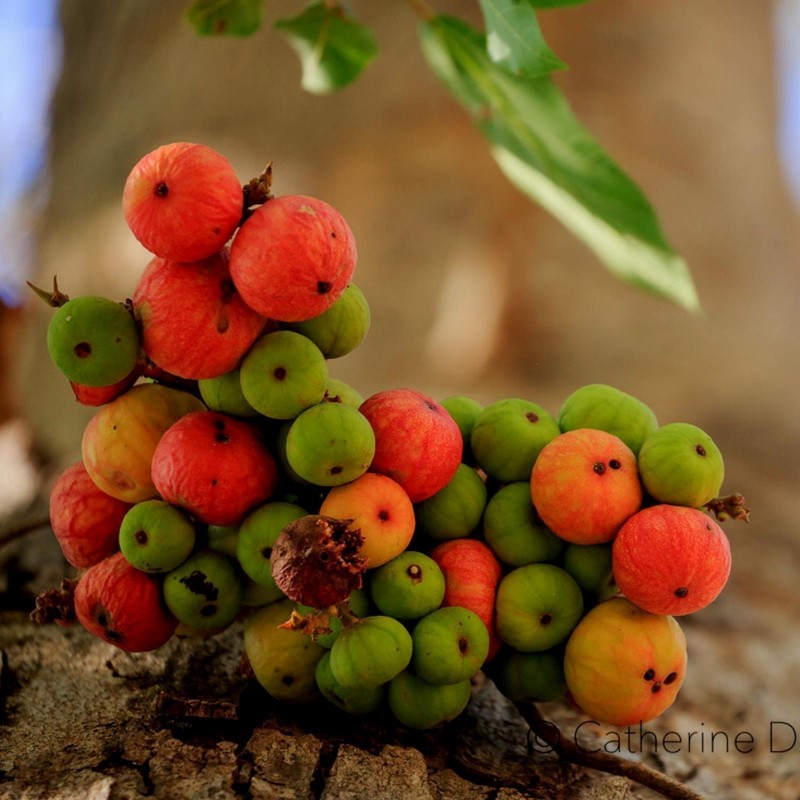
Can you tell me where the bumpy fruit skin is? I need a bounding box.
[558,384,659,457]
[470,399,561,483]
[329,615,413,690]
[82,384,205,503]
[430,539,503,660]
[495,564,584,652]
[163,550,243,631]
[414,464,487,541]
[411,606,490,685]
[369,551,445,620]
[319,473,415,568]
[286,402,375,486]
[564,597,687,726]
[152,411,278,526]
[133,248,267,380]
[359,389,462,503]
[230,194,357,322]
[50,462,132,568]
[482,482,563,567]
[74,552,177,651]
[122,142,243,263]
[47,296,140,388]
[530,429,642,545]
[388,671,471,730]
[284,283,370,358]
[245,600,325,702]
[637,422,724,508]
[612,505,731,615]
[118,499,196,573]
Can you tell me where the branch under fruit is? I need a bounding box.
[517,703,706,800]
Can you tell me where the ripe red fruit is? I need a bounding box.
[49,463,132,568]
[530,429,642,545]
[430,539,504,660]
[229,195,357,322]
[122,142,243,263]
[359,388,462,503]
[74,552,177,651]
[612,504,732,616]
[70,365,141,406]
[151,411,278,526]
[133,248,267,379]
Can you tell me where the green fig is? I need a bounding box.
[198,368,259,418]
[119,499,195,573]
[494,648,567,703]
[414,464,487,540]
[369,551,445,620]
[388,670,471,730]
[315,651,385,715]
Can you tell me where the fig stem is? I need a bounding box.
[704,493,750,523]
[516,703,706,800]
[241,162,274,222]
[26,276,70,308]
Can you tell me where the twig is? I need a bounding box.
[516,703,705,800]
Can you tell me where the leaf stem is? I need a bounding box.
[516,703,706,800]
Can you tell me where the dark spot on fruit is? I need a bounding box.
[526,412,539,423]
[115,337,122,344]
[74,342,92,358]
[331,231,337,238]
[155,182,168,197]
[212,226,221,235]
[674,587,689,598]
[261,547,272,559]
[112,425,117,431]
[105,629,123,643]
[539,613,553,626]
[664,672,678,685]
[211,479,218,486]
[458,636,469,654]
[200,604,217,617]
[330,466,343,475]
[219,278,235,304]
[593,462,606,475]
[214,419,226,430]
[319,551,330,563]
[317,281,332,295]
[695,444,707,457]
[180,570,219,601]
[282,675,295,686]
[706,524,713,531]
[609,459,621,470]
[643,668,656,681]
[378,510,389,521]
[273,366,287,381]
[97,613,108,628]
[407,564,422,580]
[215,432,230,444]
[651,681,662,693]
[425,401,437,410]
[134,530,148,546]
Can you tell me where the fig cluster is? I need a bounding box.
[39,142,744,733]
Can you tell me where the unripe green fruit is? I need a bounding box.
[236,502,307,590]
[240,330,328,419]
[119,500,195,573]
[494,649,566,703]
[47,296,140,387]
[411,606,489,685]
[637,422,724,508]
[242,578,283,608]
[285,402,375,486]
[163,550,243,631]
[369,551,445,620]
[558,384,658,457]
[329,615,412,690]
[207,524,239,559]
[388,670,471,730]
[440,396,483,462]
[414,464,487,540]
[563,543,616,598]
[198,369,259,419]
[284,283,370,358]
[483,482,563,567]
[470,399,560,482]
[324,378,363,408]
[244,599,325,702]
[315,651,385,715]
[298,588,371,649]
[495,564,584,652]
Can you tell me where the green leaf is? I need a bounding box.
[274,2,378,95]
[419,16,699,311]
[185,0,265,36]
[478,0,566,77]
[524,0,590,8]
